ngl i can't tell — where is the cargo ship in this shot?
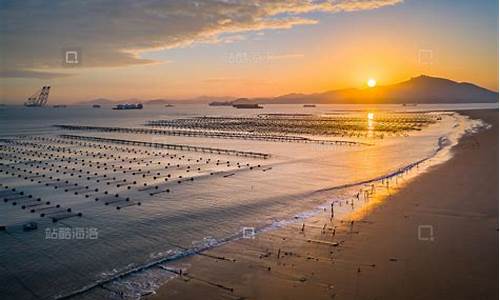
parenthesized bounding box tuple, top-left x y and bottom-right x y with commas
(233, 103, 263, 109)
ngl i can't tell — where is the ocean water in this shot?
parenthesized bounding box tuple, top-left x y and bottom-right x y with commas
(0, 103, 495, 300)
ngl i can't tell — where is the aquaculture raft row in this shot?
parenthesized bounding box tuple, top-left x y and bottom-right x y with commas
(146, 113, 438, 138)
(59, 135, 270, 159)
(0, 133, 269, 226)
(54, 125, 368, 146)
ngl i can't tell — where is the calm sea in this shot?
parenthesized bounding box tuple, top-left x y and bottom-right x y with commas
(0, 103, 496, 299)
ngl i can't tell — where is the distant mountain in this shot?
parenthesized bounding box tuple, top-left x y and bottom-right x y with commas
(188, 95, 235, 103)
(79, 96, 235, 105)
(77, 98, 115, 105)
(269, 75, 498, 104)
(208, 97, 253, 106)
(77, 75, 497, 106)
(143, 98, 174, 105)
(142, 96, 236, 104)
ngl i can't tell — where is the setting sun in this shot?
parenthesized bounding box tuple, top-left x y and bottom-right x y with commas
(367, 79, 377, 88)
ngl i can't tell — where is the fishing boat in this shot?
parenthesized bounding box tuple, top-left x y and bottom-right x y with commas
(23, 222, 38, 231)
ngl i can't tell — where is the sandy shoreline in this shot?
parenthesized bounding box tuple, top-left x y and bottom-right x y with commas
(149, 109, 498, 300)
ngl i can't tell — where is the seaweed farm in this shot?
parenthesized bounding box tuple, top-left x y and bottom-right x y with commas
(145, 113, 438, 139)
(0, 104, 480, 299)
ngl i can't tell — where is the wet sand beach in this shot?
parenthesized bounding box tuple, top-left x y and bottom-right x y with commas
(150, 109, 498, 300)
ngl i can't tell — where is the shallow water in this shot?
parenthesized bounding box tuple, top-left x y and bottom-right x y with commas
(0, 103, 493, 299)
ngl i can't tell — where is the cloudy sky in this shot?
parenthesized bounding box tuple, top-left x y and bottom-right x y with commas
(0, 0, 498, 103)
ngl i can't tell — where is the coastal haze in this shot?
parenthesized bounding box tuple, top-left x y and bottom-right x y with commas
(77, 75, 499, 106)
(0, 1, 498, 300)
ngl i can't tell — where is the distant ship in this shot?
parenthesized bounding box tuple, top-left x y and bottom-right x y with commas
(233, 103, 263, 109)
(303, 104, 316, 107)
(24, 86, 50, 107)
(23, 222, 38, 231)
(112, 103, 143, 110)
(92, 104, 101, 108)
(53, 104, 67, 108)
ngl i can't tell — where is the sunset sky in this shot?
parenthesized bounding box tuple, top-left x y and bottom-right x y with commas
(0, 0, 498, 103)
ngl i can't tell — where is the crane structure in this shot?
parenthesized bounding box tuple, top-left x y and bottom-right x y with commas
(24, 86, 50, 107)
